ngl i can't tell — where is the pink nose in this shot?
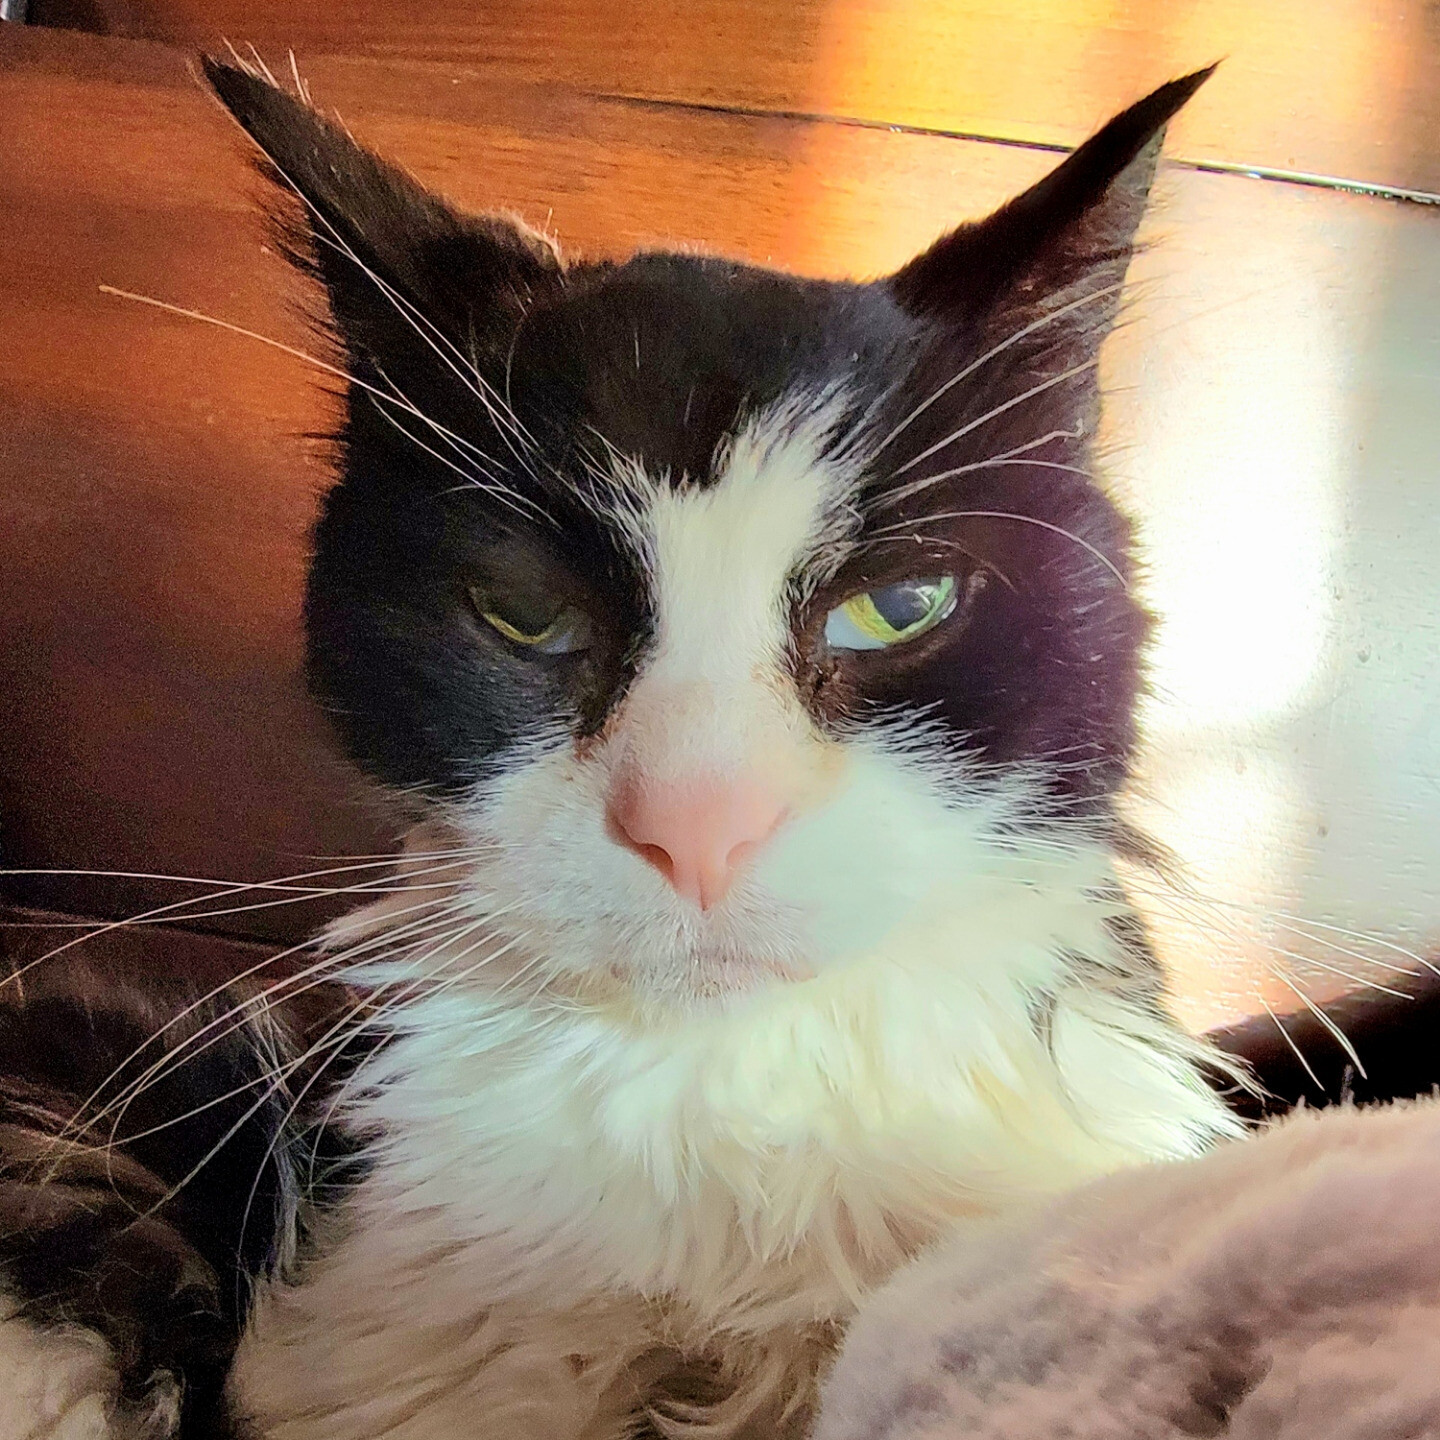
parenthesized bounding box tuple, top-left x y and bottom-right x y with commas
(606, 774, 787, 911)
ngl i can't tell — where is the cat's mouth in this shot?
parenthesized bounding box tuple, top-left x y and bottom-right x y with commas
(608, 949, 816, 1003)
(686, 937, 817, 993)
(589, 889, 819, 1002)
(375, 818, 817, 1004)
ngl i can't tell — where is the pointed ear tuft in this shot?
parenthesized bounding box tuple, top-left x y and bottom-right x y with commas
(202, 57, 562, 368)
(892, 66, 1216, 324)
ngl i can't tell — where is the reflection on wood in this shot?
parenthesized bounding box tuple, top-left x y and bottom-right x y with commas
(1, 24, 1437, 1041)
(25, 0, 1440, 194)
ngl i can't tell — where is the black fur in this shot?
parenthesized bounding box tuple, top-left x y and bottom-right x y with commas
(0, 947, 362, 1437)
(203, 58, 1206, 811)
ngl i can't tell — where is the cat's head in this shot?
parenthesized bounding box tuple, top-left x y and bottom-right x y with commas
(208, 61, 1209, 1005)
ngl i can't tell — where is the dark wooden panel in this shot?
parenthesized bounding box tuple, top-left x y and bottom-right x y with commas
(0, 31, 390, 937)
(24, 0, 1440, 196)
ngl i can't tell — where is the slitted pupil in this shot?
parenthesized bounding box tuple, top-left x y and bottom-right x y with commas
(870, 582, 938, 632)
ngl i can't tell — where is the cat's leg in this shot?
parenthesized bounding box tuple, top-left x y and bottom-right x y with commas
(0, 966, 341, 1440)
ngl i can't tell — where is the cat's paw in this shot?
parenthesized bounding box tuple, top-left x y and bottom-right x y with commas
(0, 1311, 176, 1440)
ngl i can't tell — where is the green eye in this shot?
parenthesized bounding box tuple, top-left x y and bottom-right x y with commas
(468, 588, 592, 655)
(824, 575, 959, 651)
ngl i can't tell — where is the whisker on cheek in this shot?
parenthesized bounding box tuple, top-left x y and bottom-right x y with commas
(889, 358, 1100, 482)
(56, 890, 475, 1152)
(230, 917, 538, 1263)
(0, 852, 483, 999)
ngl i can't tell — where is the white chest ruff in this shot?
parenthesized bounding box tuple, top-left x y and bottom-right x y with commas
(234, 851, 1236, 1440)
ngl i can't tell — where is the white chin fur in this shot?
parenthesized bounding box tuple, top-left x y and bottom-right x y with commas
(372, 727, 1093, 1004)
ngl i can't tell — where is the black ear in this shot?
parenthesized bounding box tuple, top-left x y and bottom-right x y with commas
(202, 57, 563, 371)
(892, 67, 1214, 326)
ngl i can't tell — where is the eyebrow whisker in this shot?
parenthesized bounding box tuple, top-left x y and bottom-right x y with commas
(872, 281, 1122, 460)
(870, 509, 1127, 588)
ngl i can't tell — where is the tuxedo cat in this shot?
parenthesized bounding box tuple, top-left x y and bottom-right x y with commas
(0, 61, 1242, 1440)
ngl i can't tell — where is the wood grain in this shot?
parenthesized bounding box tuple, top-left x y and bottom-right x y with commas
(2, 26, 1439, 1041)
(25, 0, 1440, 196)
(0, 30, 387, 938)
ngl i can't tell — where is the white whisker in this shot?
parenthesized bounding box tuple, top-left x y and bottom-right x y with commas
(86, 898, 464, 1126)
(1270, 947, 1413, 1001)
(1267, 967, 1366, 1079)
(870, 509, 1127, 587)
(58, 908, 473, 1194)
(1, 851, 481, 991)
(61, 871, 479, 1145)
(365, 360, 513, 483)
(1124, 870, 1436, 985)
(871, 282, 1122, 461)
(873, 429, 1087, 511)
(286, 50, 312, 108)
(303, 226, 541, 462)
(307, 916, 534, 1150)
(1257, 996, 1325, 1091)
(150, 919, 536, 1226)
(367, 395, 547, 525)
(95, 285, 526, 496)
(104, 907, 482, 1151)
(231, 916, 539, 1270)
(244, 44, 280, 87)
(890, 358, 1100, 481)
(1268, 913, 1438, 978)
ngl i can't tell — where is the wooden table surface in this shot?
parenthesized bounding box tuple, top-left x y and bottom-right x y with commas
(2, 4, 1438, 1065)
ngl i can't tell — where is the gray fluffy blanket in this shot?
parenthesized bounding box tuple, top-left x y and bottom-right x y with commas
(817, 1101, 1440, 1440)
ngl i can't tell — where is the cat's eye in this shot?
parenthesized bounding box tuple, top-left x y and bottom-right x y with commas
(824, 576, 959, 651)
(468, 587, 593, 655)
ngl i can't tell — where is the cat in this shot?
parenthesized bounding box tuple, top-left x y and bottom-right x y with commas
(0, 58, 1245, 1440)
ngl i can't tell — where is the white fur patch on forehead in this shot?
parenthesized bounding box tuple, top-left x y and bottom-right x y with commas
(616, 393, 860, 683)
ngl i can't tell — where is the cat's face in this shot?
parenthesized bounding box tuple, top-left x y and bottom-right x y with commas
(208, 62, 1209, 1004)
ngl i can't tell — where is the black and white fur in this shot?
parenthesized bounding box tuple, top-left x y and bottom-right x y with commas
(1, 62, 1244, 1440)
